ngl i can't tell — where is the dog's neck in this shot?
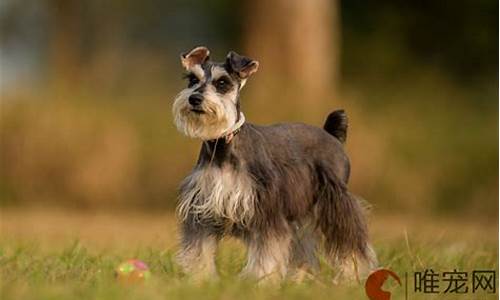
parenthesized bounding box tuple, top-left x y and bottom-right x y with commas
(206, 112, 245, 144)
(199, 115, 246, 167)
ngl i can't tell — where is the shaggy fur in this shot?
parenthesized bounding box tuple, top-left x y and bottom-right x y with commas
(173, 46, 377, 283)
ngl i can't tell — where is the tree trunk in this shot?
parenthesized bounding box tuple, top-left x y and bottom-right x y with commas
(46, 0, 83, 90)
(244, 0, 340, 123)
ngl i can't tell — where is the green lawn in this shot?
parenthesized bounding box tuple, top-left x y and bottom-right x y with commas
(1, 208, 498, 300)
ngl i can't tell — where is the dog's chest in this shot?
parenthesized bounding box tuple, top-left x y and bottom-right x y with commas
(177, 166, 256, 226)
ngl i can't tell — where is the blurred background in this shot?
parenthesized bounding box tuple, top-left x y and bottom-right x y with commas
(0, 0, 497, 221)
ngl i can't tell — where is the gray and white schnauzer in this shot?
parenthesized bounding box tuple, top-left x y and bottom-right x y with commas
(172, 46, 377, 282)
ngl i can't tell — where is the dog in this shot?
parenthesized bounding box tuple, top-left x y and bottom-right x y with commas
(172, 46, 377, 283)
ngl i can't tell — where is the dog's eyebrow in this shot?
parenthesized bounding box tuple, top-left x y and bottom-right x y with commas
(210, 67, 229, 80)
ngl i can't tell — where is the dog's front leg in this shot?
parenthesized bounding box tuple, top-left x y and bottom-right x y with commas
(177, 222, 219, 281)
(240, 230, 292, 283)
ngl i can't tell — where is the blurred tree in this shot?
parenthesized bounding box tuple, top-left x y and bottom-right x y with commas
(0, 0, 497, 217)
(244, 0, 340, 122)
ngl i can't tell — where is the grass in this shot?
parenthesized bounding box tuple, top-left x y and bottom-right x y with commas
(0, 208, 498, 300)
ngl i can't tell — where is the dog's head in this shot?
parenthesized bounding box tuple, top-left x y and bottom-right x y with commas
(172, 46, 259, 140)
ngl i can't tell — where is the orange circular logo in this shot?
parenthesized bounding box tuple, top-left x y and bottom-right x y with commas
(365, 269, 401, 300)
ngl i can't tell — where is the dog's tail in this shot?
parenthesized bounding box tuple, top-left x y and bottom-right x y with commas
(314, 165, 373, 264)
(323, 109, 348, 143)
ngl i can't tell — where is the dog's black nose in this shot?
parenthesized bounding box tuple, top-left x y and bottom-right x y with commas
(188, 94, 203, 106)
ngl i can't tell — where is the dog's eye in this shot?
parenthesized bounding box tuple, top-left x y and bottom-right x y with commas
(214, 78, 231, 92)
(185, 74, 199, 88)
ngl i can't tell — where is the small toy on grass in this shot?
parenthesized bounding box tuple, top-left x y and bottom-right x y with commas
(115, 259, 151, 283)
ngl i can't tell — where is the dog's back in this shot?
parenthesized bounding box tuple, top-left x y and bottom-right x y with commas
(237, 112, 351, 184)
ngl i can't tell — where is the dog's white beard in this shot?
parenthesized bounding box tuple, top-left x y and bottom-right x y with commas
(177, 166, 256, 226)
(172, 90, 237, 140)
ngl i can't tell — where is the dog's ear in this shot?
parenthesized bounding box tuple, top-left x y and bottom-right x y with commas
(181, 46, 210, 70)
(226, 51, 259, 79)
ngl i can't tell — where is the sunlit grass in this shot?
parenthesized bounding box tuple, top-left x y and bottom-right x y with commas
(1, 209, 497, 300)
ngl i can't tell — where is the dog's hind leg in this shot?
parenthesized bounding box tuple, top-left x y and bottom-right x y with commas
(314, 164, 377, 283)
(332, 244, 378, 284)
(288, 219, 320, 282)
(177, 222, 219, 282)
